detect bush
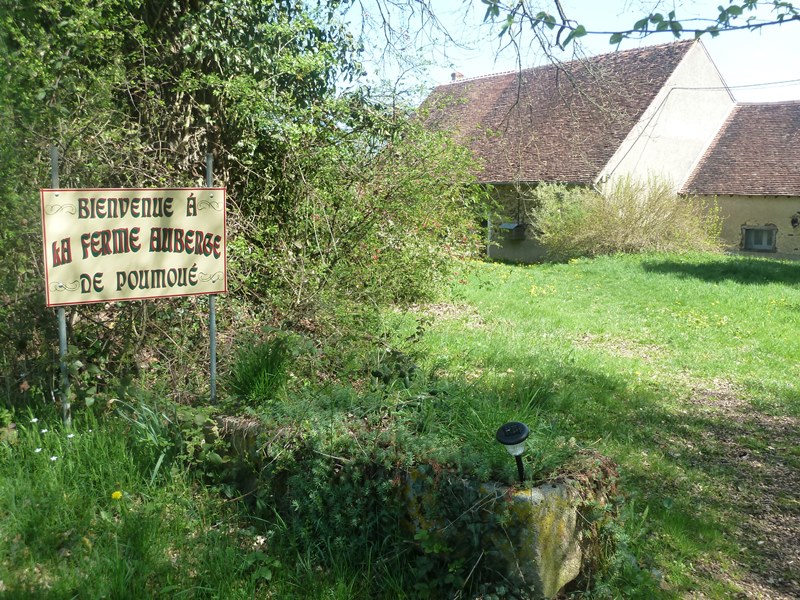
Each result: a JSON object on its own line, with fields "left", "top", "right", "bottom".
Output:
{"left": 240, "top": 122, "right": 487, "bottom": 319}
{"left": 530, "top": 178, "right": 722, "bottom": 260}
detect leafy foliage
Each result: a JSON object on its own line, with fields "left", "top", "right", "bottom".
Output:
{"left": 0, "top": 0, "right": 483, "bottom": 413}
{"left": 214, "top": 322, "right": 596, "bottom": 597}
{"left": 479, "top": 0, "right": 799, "bottom": 47}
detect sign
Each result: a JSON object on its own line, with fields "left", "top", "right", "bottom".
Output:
{"left": 40, "top": 188, "right": 227, "bottom": 306}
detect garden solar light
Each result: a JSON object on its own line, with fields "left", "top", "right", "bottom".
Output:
{"left": 496, "top": 421, "right": 530, "bottom": 483}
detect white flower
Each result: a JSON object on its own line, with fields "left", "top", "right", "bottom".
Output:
{"left": 30, "top": 418, "right": 38, "bottom": 423}
{"left": 40, "top": 429, "right": 48, "bottom": 434}
{"left": 67, "top": 433, "right": 75, "bottom": 439}
{"left": 34, "top": 448, "right": 42, "bottom": 453}
{"left": 50, "top": 456, "right": 58, "bottom": 461}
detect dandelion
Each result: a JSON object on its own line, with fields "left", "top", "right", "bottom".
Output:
{"left": 34, "top": 448, "right": 42, "bottom": 453}
{"left": 50, "top": 456, "right": 58, "bottom": 461}
{"left": 111, "top": 490, "right": 123, "bottom": 500}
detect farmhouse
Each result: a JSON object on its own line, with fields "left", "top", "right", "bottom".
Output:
{"left": 682, "top": 101, "right": 800, "bottom": 255}
{"left": 422, "top": 39, "right": 800, "bottom": 260}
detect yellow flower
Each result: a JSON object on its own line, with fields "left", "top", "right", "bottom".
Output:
{"left": 111, "top": 490, "right": 122, "bottom": 500}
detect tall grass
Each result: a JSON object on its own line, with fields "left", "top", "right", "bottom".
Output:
{"left": 230, "top": 335, "right": 291, "bottom": 406}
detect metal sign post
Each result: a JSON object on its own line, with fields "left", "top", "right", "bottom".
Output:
{"left": 206, "top": 152, "right": 217, "bottom": 403}
{"left": 51, "top": 146, "right": 71, "bottom": 427}
{"left": 41, "top": 151, "right": 225, "bottom": 410}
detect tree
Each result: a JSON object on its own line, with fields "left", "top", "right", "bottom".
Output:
{"left": 0, "top": 0, "right": 484, "bottom": 408}
{"left": 479, "top": 0, "right": 799, "bottom": 49}
{"left": 350, "top": 1, "right": 798, "bottom": 70}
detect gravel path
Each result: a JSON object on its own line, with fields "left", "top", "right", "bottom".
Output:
{"left": 684, "top": 383, "right": 800, "bottom": 599}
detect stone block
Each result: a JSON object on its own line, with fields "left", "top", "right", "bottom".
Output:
{"left": 403, "top": 471, "right": 584, "bottom": 599}
{"left": 486, "top": 482, "right": 582, "bottom": 598}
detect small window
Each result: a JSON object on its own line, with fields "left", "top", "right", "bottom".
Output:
{"left": 742, "top": 227, "right": 776, "bottom": 252}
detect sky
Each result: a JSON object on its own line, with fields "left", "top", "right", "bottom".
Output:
{"left": 355, "top": 0, "right": 800, "bottom": 103}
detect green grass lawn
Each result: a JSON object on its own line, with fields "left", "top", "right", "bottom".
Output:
{"left": 398, "top": 252, "right": 799, "bottom": 598}
{"left": 2, "top": 251, "right": 798, "bottom": 598}
{"left": 0, "top": 412, "right": 273, "bottom": 599}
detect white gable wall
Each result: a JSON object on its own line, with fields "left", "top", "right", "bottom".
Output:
{"left": 596, "top": 41, "right": 735, "bottom": 190}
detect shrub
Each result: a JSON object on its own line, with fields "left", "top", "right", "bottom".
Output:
{"left": 530, "top": 177, "right": 722, "bottom": 260}
{"left": 241, "top": 122, "right": 487, "bottom": 319}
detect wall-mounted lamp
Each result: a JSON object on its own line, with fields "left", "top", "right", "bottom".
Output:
{"left": 496, "top": 421, "right": 530, "bottom": 483}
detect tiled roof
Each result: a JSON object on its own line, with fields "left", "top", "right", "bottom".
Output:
{"left": 682, "top": 102, "right": 800, "bottom": 196}
{"left": 422, "top": 40, "right": 695, "bottom": 185}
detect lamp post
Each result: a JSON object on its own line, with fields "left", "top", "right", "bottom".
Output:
{"left": 496, "top": 421, "right": 530, "bottom": 483}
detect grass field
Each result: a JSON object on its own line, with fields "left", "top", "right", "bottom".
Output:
{"left": 403, "top": 252, "right": 799, "bottom": 598}
{"left": 0, "top": 412, "right": 270, "bottom": 598}
{"left": 2, "top": 251, "right": 798, "bottom": 598}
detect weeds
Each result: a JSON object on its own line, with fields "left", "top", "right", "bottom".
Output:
{"left": 230, "top": 334, "right": 292, "bottom": 407}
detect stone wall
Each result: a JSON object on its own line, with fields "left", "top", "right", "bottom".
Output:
{"left": 403, "top": 471, "right": 585, "bottom": 598}
{"left": 218, "top": 417, "right": 617, "bottom": 599}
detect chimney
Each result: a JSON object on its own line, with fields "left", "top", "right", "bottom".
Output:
{"left": 451, "top": 71, "right": 464, "bottom": 82}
